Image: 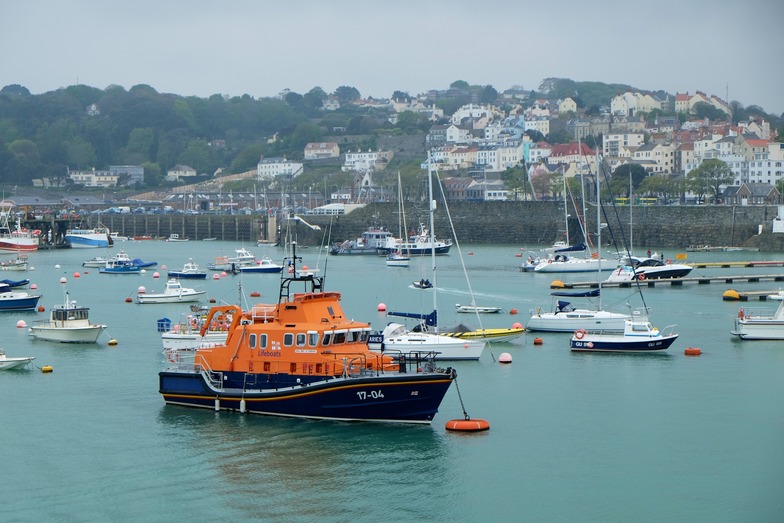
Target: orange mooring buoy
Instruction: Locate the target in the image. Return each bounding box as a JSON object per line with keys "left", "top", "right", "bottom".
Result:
{"left": 446, "top": 418, "right": 490, "bottom": 432}
{"left": 684, "top": 347, "right": 702, "bottom": 356}
{"left": 533, "top": 337, "right": 543, "bottom": 345}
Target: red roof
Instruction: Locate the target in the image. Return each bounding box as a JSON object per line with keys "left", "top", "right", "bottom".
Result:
{"left": 550, "top": 143, "right": 595, "bottom": 157}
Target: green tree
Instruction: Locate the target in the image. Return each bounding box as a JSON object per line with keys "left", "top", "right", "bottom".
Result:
{"left": 479, "top": 85, "right": 499, "bottom": 104}
{"left": 693, "top": 102, "right": 729, "bottom": 122}
{"left": 449, "top": 80, "right": 469, "bottom": 90}
{"left": 66, "top": 136, "right": 97, "bottom": 169}
{"left": 687, "top": 159, "right": 734, "bottom": 204}
{"left": 396, "top": 111, "right": 429, "bottom": 133}
{"left": 334, "top": 86, "right": 361, "bottom": 103}
{"left": 610, "top": 164, "right": 648, "bottom": 197}
{"left": 142, "top": 161, "right": 162, "bottom": 186}
{"left": 392, "top": 90, "right": 411, "bottom": 102}
{"left": 639, "top": 174, "right": 680, "bottom": 203}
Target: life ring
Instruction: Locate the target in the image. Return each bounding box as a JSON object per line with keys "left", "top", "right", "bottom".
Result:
{"left": 575, "top": 329, "right": 586, "bottom": 340}
{"left": 738, "top": 308, "right": 744, "bottom": 320}
{"left": 547, "top": 259, "right": 552, "bottom": 264}
{"left": 637, "top": 273, "right": 646, "bottom": 281}
{"left": 288, "top": 266, "right": 294, "bottom": 274}
{"left": 167, "top": 351, "right": 179, "bottom": 363}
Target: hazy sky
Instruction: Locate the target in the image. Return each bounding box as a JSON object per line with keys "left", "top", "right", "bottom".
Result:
{"left": 3, "top": 0, "right": 782, "bottom": 115}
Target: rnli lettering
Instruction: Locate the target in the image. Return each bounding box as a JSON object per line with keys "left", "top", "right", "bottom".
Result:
{"left": 356, "top": 390, "right": 385, "bottom": 400}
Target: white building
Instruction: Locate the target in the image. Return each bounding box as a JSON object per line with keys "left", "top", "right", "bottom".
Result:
{"left": 257, "top": 157, "right": 304, "bottom": 180}
{"left": 342, "top": 150, "right": 393, "bottom": 173}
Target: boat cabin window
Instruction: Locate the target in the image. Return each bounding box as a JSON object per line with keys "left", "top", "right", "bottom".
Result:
{"left": 322, "top": 331, "right": 333, "bottom": 346}
{"left": 53, "top": 308, "right": 88, "bottom": 321}
{"left": 308, "top": 331, "right": 318, "bottom": 347}
{"left": 283, "top": 333, "right": 294, "bottom": 346}
{"left": 333, "top": 329, "right": 347, "bottom": 344}
{"left": 249, "top": 333, "right": 257, "bottom": 349}
{"left": 296, "top": 333, "right": 306, "bottom": 346}
{"left": 327, "top": 306, "right": 334, "bottom": 316}
{"left": 360, "top": 328, "right": 370, "bottom": 342}
{"left": 349, "top": 328, "right": 362, "bottom": 343}
{"left": 259, "top": 333, "right": 268, "bottom": 348}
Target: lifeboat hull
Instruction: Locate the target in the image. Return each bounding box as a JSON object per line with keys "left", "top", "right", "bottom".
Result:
{"left": 159, "top": 370, "right": 454, "bottom": 423}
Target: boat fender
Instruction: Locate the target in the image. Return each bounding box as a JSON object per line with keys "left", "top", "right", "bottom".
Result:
{"left": 738, "top": 308, "right": 744, "bottom": 320}
{"left": 575, "top": 329, "right": 586, "bottom": 340}
{"left": 637, "top": 273, "right": 646, "bottom": 281}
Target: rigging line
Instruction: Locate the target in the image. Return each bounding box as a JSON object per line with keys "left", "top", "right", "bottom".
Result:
{"left": 434, "top": 171, "right": 496, "bottom": 362}
{"left": 596, "top": 156, "right": 649, "bottom": 314}
{"left": 567, "top": 180, "right": 592, "bottom": 250}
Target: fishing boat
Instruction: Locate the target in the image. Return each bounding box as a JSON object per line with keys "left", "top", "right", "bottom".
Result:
{"left": 0, "top": 202, "right": 40, "bottom": 252}
{"left": 387, "top": 223, "right": 452, "bottom": 256}
{"left": 159, "top": 242, "right": 457, "bottom": 424}
{"left": 168, "top": 259, "right": 207, "bottom": 280}
{"left": 29, "top": 289, "right": 107, "bottom": 343}
{"left": 386, "top": 250, "right": 411, "bottom": 267}
{"left": 570, "top": 315, "right": 679, "bottom": 352}
{"left": 110, "top": 231, "right": 129, "bottom": 242}
{"left": 65, "top": 225, "right": 112, "bottom": 248}
{"left": 0, "top": 253, "right": 29, "bottom": 271}
{"left": 207, "top": 248, "right": 257, "bottom": 272}
{"left": 0, "top": 349, "right": 35, "bottom": 370}
{"left": 136, "top": 279, "right": 205, "bottom": 304}
{"left": 731, "top": 291, "right": 784, "bottom": 340}
{"left": 99, "top": 251, "right": 140, "bottom": 274}
{"left": 0, "top": 285, "right": 41, "bottom": 311}
{"left": 238, "top": 257, "right": 283, "bottom": 274}
{"left": 329, "top": 226, "right": 399, "bottom": 255}
{"left": 167, "top": 233, "right": 189, "bottom": 242}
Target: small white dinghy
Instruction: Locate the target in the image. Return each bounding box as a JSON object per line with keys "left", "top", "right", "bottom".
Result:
{"left": 0, "top": 349, "right": 35, "bottom": 370}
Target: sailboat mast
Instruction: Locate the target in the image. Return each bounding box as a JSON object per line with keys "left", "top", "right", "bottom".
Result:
{"left": 596, "top": 155, "right": 603, "bottom": 307}
{"left": 428, "top": 157, "right": 438, "bottom": 332}
{"left": 562, "top": 171, "right": 569, "bottom": 243}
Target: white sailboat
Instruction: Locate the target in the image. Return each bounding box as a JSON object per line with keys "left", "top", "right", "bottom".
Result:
{"left": 369, "top": 158, "right": 485, "bottom": 360}
{"left": 527, "top": 166, "right": 630, "bottom": 333}
{"left": 386, "top": 172, "right": 411, "bottom": 267}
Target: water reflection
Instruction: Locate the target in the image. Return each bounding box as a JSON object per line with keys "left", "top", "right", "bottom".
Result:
{"left": 156, "top": 407, "right": 455, "bottom": 521}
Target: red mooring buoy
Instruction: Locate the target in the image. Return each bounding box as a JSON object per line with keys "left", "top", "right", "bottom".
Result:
{"left": 445, "top": 418, "right": 490, "bottom": 432}
{"left": 684, "top": 347, "right": 702, "bottom": 356}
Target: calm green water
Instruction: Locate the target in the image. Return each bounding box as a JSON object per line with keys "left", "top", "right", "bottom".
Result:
{"left": 2, "top": 242, "right": 783, "bottom": 522}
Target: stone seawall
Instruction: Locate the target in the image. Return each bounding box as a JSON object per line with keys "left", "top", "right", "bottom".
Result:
{"left": 92, "top": 202, "right": 784, "bottom": 252}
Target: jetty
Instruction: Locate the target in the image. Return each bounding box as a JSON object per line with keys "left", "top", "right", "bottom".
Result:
{"left": 552, "top": 273, "right": 784, "bottom": 290}
{"left": 686, "top": 260, "right": 784, "bottom": 268}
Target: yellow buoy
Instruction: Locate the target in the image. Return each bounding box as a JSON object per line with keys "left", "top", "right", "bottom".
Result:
{"left": 550, "top": 279, "right": 565, "bottom": 289}
{"left": 108, "top": 339, "right": 118, "bottom": 346}
{"left": 722, "top": 289, "right": 740, "bottom": 301}
{"left": 41, "top": 365, "right": 54, "bottom": 373}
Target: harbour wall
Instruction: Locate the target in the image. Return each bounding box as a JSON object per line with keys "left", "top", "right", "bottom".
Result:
{"left": 90, "top": 202, "right": 784, "bottom": 252}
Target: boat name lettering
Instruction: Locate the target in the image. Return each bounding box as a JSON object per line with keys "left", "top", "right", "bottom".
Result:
{"left": 258, "top": 350, "right": 281, "bottom": 358}
{"left": 356, "top": 390, "right": 385, "bottom": 400}
{"left": 294, "top": 349, "right": 317, "bottom": 354}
